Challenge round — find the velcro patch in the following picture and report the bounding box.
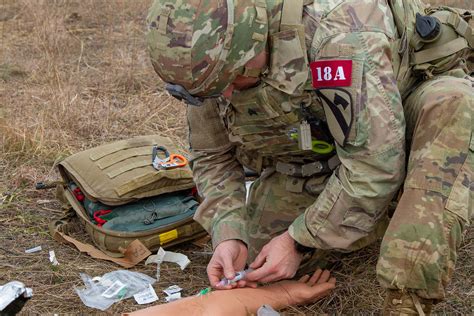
[316,88,353,146]
[310,60,352,88]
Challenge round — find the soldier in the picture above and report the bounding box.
[146,0,473,314]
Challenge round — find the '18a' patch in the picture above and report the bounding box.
[316,88,353,146]
[310,60,352,88]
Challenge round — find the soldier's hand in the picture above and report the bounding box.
[246,231,303,283]
[207,239,252,289]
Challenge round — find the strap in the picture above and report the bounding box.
[251,32,266,42]
[280,0,307,53]
[319,43,355,57]
[444,12,474,47]
[242,66,265,77]
[244,0,267,78]
[412,37,468,64]
[275,155,339,177]
[281,0,303,26]
[427,10,474,48]
[254,0,267,25]
[89,138,155,161]
[327,155,341,170]
[97,146,152,170]
[158,7,171,34]
[409,292,426,316]
[115,169,191,197]
[106,158,151,179]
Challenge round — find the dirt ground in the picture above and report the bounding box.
[0,0,472,314]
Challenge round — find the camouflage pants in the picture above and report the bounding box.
[376,74,473,300]
[246,169,317,261]
[246,169,386,262]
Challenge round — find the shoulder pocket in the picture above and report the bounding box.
[265,29,309,95]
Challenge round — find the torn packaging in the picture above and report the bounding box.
[145,247,191,280]
[75,270,156,311]
[0,281,33,312]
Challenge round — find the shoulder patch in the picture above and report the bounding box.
[316,88,353,146]
[310,60,352,88]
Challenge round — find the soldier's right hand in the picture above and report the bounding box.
[207,239,254,289]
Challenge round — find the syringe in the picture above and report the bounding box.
[217,268,254,286]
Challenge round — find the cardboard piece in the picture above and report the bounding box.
[53,231,151,268]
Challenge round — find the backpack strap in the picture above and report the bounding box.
[411,8,473,71]
[413,37,468,64]
[437,10,474,48]
[281,0,303,26]
[280,0,306,51]
[241,0,268,78]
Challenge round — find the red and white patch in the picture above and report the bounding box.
[310,60,352,88]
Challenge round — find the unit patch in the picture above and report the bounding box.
[310,60,352,88]
[316,88,353,146]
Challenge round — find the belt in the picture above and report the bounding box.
[275,155,340,177]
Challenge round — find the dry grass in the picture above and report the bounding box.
[0,0,472,314]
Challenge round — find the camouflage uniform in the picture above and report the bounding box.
[186,0,406,258]
[146,0,473,305]
[377,71,473,300]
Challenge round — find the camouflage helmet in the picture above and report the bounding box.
[146,0,269,99]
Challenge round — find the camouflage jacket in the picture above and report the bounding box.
[189,0,406,250]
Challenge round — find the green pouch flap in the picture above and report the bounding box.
[101,192,198,232]
[75,181,199,232]
[103,208,197,232]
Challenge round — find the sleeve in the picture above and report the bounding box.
[187,99,249,248]
[289,31,406,251]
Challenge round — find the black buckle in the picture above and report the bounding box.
[165,83,204,106]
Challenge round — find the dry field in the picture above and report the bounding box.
[0,0,472,314]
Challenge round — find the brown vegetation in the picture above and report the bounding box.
[0,0,472,314]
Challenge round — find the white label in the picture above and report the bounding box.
[101,280,127,299]
[163,285,182,296]
[25,246,42,254]
[165,292,181,302]
[49,250,59,266]
[299,120,312,151]
[134,284,159,305]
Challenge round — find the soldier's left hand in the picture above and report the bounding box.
[245,231,303,283]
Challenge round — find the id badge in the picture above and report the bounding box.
[298,120,312,151]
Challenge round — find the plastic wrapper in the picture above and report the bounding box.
[0,281,33,311]
[75,270,155,311]
[257,304,280,316]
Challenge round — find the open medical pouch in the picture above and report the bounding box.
[53,135,206,257]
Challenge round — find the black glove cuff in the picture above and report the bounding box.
[294,240,314,254]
